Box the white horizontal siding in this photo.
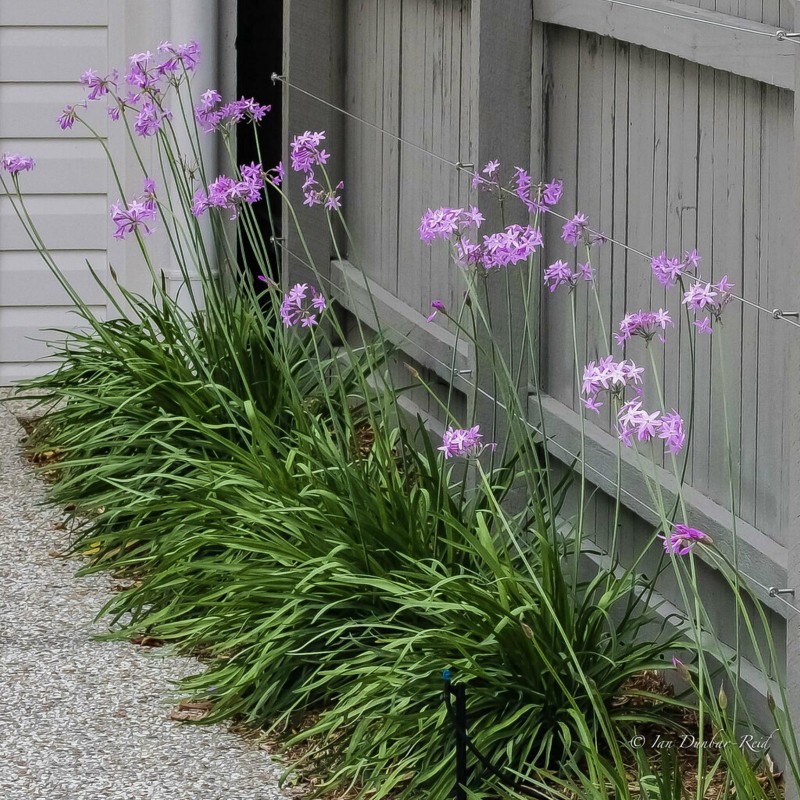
[0,305,106,362]
[1,11,110,384]
[0,140,107,193]
[0,196,108,250]
[0,251,108,305]
[0,1,107,26]
[0,27,107,81]
[0,84,109,138]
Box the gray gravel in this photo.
[0,393,295,799]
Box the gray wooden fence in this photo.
[282,0,800,779]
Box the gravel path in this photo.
[0,394,294,800]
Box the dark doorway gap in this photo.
[236,0,283,285]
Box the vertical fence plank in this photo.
[468,0,533,444]
[738,78,762,525]
[282,0,345,286]
[542,27,580,408]
[676,58,699,488]
[782,38,800,800]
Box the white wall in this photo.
[0,0,228,384]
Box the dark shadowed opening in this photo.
[237,0,283,286]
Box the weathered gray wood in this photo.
[738,78,761,525]
[330,259,471,385]
[529,391,791,614]
[780,35,800,800]
[533,0,796,90]
[469,0,534,448]
[282,0,345,288]
[676,58,699,489]
[396,0,428,317]
[542,26,580,408]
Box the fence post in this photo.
[468,0,535,452]
[281,0,345,287]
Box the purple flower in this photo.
[582,357,644,412]
[257,274,278,288]
[651,251,683,286]
[427,299,446,322]
[110,195,157,240]
[561,213,589,246]
[651,249,700,287]
[419,206,483,244]
[577,262,594,281]
[543,179,563,206]
[438,425,496,459]
[134,99,171,137]
[125,51,160,91]
[694,316,712,334]
[480,224,543,269]
[512,167,539,212]
[1,153,35,174]
[614,309,673,345]
[290,130,328,174]
[682,276,734,330]
[682,282,717,311]
[543,260,573,292]
[683,249,701,270]
[543,259,594,293]
[192,166,264,219]
[156,40,201,75]
[266,161,285,186]
[195,90,270,132]
[80,68,118,100]
[280,283,327,328]
[324,193,342,211]
[482,159,500,177]
[57,103,86,131]
[616,403,686,454]
[658,410,686,455]
[659,524,709,556]
[191,189,209,217]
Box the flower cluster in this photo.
[513,168,563,214]
[80,68,118,100]
[659,524,709,556]
[439,425,496,459]
[617,401,686,453]
[194,89,270,133]
[289,131,342,210]
[60,41,201,134]
[471,160,501,190]
[125,42,200,89]
[420,208,542,270]
[280,283,327,328]
[543,259,593,292]
[1,153,35,174]
[650,249,700,286]
[682,276,734,334]
[581,356,644,412]
[561,213,606,247]
[192,163,264,219]
[133,98,172,137]
[614,309,673,345]
[479,225,544,269]
[419,206,483,244]
[110,178,158,240]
